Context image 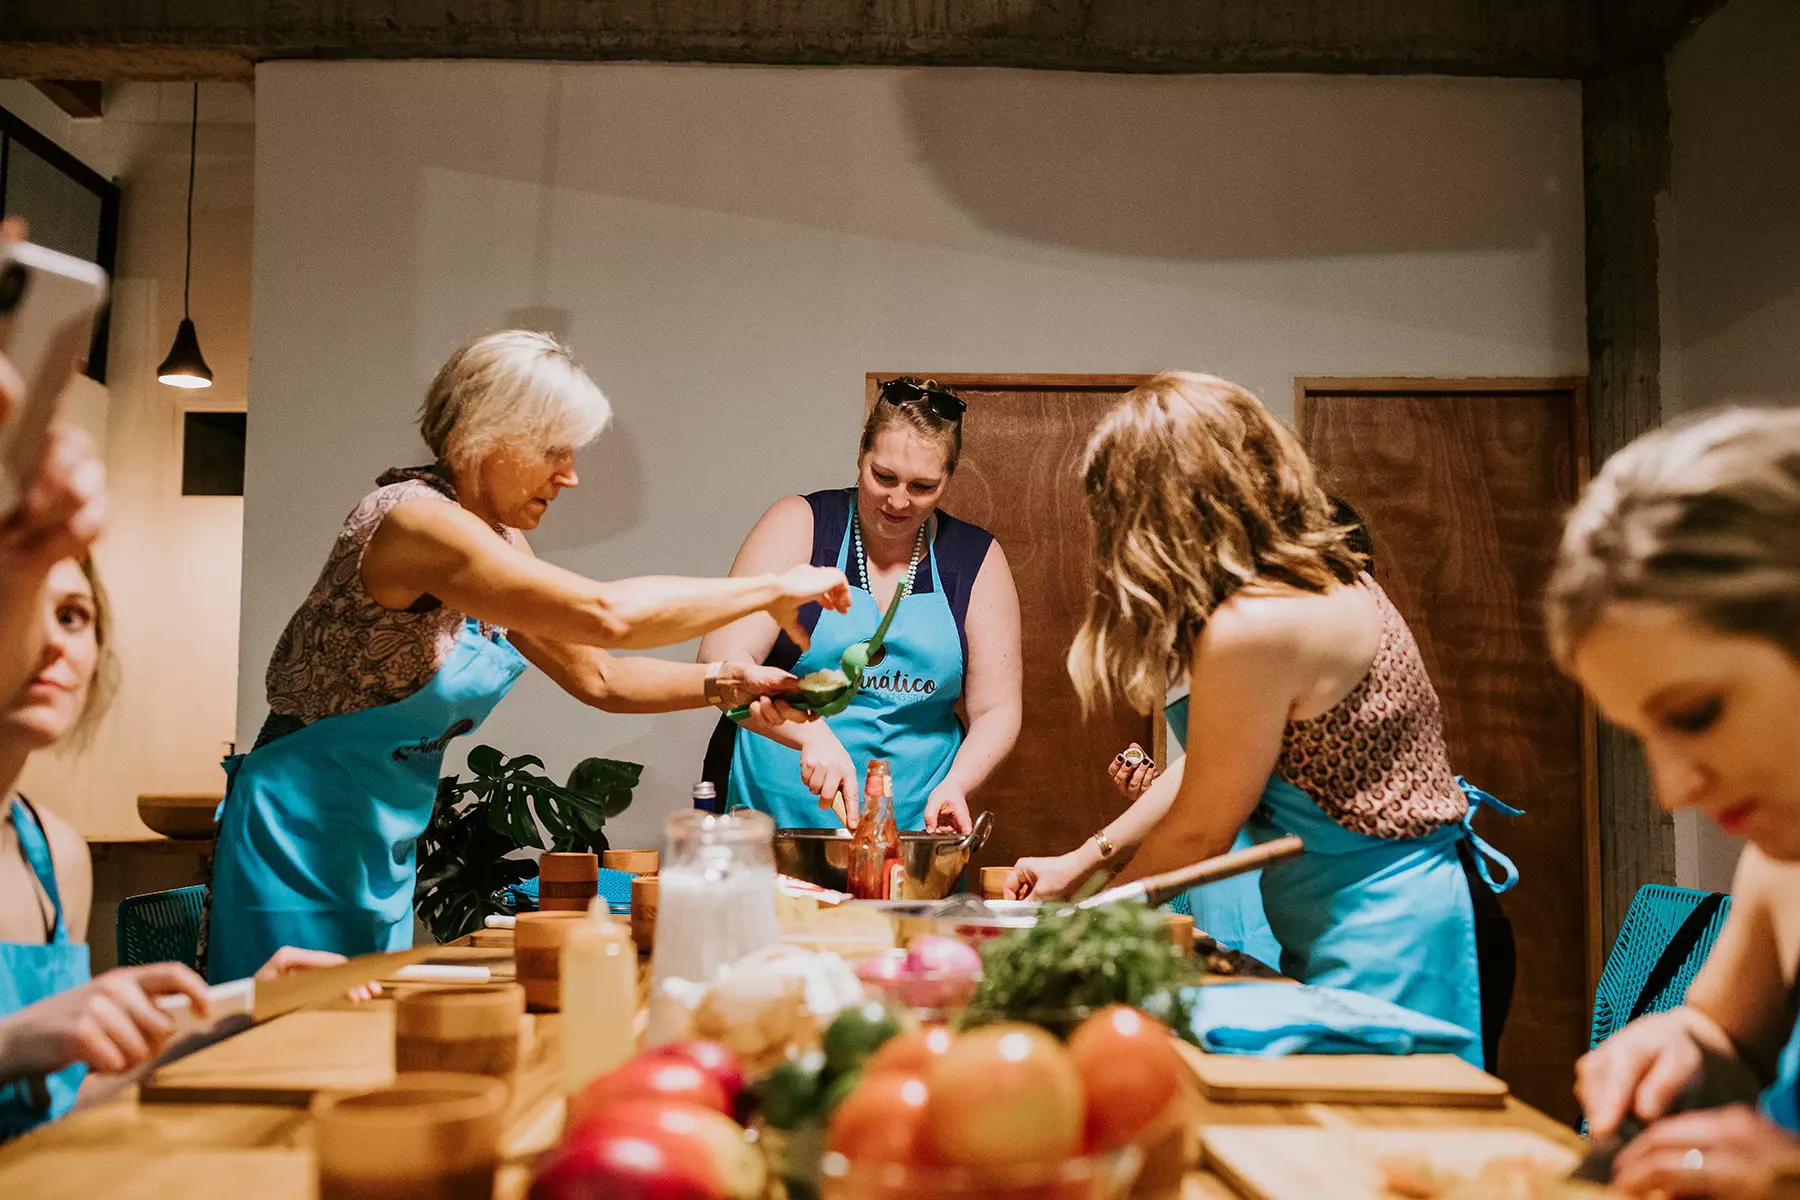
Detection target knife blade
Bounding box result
[1569,1037,1765,1182]
[154,945,437,1032]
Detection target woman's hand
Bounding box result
[1005,849,1104,901]
[255,946,382,1004]
[764,566,852,650]
[1611,1105,1800,1199]
[1577,1007,1734,1138]
[0,964,210,1078]
[717,662,803,713]
[1108,744,1160,802]
[0,424,109,572]
[797,723,859,828]
[924,781,972,834]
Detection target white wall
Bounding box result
[1661,0,1800,894]
[4,81,255,837]
[246,62,1585,850]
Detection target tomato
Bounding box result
[571,1056,731,1127]
[826,1072,931,1164]
[648,1042,746,1109]
[1067,1006,1183,1151]
[863,1025,953,1076]
[921,1024,1083,1167]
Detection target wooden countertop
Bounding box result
[0,939,1584,1200]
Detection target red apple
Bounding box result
[538,1101,765,1200]
[646,1041,746,1107]
[571,1056,731,1126]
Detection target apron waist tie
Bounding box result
[1455,777,1522,895]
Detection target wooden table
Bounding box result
[0,943,1584,1200]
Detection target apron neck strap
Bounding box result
[8,797,65,942]
[840,495,937,594]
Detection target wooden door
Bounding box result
[1296,377,1595,1124]
[866,374,1156,877]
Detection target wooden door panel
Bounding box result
[1298,380,1591,1125]
[868,375,1154,875]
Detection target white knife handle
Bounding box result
[153,976,255,1035]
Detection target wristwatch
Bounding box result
[703,661,726,709]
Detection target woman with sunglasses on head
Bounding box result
[1009,373,1518,1070]
[1552,409,1800,1199]
[700,378,1022,833]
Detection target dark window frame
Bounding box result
[0,105,123,383]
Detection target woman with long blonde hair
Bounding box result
[1006,372,1517,1068]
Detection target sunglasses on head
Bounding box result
[878,376,967,420]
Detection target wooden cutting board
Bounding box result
[1201,1127,1588,1200]
[141,1008,394,1104]
[0,1148,311,1200]
[1176,1042,1508,1108]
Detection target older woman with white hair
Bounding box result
[205,331,850,981]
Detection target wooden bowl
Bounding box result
[394,985,524,1080]
[538,851,598,912]
[514,912,592,1011]
[979,866,1012,900]
[603,849,659,876]
[313,1072,506,1200]
[136,794,221,839]
[1166,913,1196,953]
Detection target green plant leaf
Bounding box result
[466,744,503,776]
[482,790,545,850]
[507,754,545,772]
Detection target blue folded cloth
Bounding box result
[499,868,634,915]
[1185,982,1478,1058]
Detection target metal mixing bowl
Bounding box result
[773,812,994,899]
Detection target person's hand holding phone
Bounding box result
[0,219,111,701]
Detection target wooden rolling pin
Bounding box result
[1075,835,1304,910]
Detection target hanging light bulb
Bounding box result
[157,82,212,389]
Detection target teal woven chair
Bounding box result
[116,885,207,971]
[1591,884,1732,1051]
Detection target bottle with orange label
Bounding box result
[847,759,905,900]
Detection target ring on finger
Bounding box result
[1681,1149,1705,1173]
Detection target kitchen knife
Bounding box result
[1569,1037,1766,1182]
[1075,835,1305,910]
[154,945,437,1032]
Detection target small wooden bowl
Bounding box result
[394,985,524,1080]
[538,851,598,912]
[1166,913,1196,953]
[514,912,591,1011]
[979,866,1012,900]
[630,875,658,954]
[313,1072,506,1200]
[603,849,659,876]
[136,794,221,839]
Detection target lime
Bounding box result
[822,1002,902,1075]
[818,1069,863,1119]
[758,1053,824,1130]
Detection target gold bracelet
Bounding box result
[1089,830,1115,859]
[702,661,725,709]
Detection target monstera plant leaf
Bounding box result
[415,746,640,943]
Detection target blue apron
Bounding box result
[1163,693,1284,966]
[729,522,964,830]
[0,798,90,1139]
[1245,776,1519,1068]
[208,620,526,982]
[1761,974,1800,1131]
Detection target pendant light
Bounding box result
[157,82,212,389]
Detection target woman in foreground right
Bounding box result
[1553,409,1800,1198]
